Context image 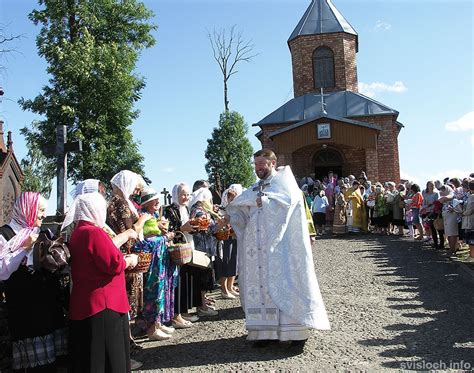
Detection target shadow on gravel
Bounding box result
[349,234,473,370]
[212,306,245,321]
[138,337,305,370]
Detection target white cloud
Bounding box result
[358,81,407,98]
[400,170,420,184]
[445,111,474,132]
[374,20,392,31]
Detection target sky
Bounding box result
[0,0,473,213]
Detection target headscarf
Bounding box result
[62,179,103,230]
[72,193,107,228]
[188,187,219,218]
[171,182,187,207]
[439,185,453,198]
[221,184,244,207]
[0,192,42,259]
[110,170,140,215]
[70,179,100,199]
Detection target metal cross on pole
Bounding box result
[160,187,170,206]
[42,125,82,218]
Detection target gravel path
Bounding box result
[135,235,474,372]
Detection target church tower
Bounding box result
[288,0,359,97]
[254,0,402,183]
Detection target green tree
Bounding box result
[205,111,254,195]
[19,0,156,188]
[19,122,55,197]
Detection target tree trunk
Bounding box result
[224,79,229,112]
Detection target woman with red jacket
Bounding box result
[68,193,138,373]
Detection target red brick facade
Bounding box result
[289,33,358,96]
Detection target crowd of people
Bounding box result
[0,171,244,372]
[0,156,471,372]
[302,171,474,263]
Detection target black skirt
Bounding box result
[1,225,68,371]
[174,265,201,314]
[215,238,237,278]
[70,309,130,373]
[313,212,326,226]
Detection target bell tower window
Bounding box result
[313,47,335,89]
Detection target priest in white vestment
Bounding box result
[226,149,330,347]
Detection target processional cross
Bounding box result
[42,125,82,217]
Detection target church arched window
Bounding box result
[313,47,335,89]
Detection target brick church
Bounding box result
[0,120,24,225]
[254,0,402,183]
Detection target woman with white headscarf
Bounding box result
[106,170,149,321]
[163,182,200,327]
[188,186,226,317]
[0,192,68,371]
[70,178,105,199]
[69,193,138,373]
[216,184,243,299]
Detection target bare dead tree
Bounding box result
[208,25,257,112]
[0,24,24,72]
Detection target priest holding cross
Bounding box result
[225,149,330,349]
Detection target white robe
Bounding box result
[227,166,330,341]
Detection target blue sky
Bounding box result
[1,0,473,212]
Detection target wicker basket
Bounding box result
[128,252,153,273]
[215,228,230,241]
[168,232,193,266]
[189,217,211,231]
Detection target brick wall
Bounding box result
[289,33,358,97]
[353,115,400,183]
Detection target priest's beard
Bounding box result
[256,168,272,180]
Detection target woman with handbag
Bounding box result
[0,192,68,372]
[68,193,139,373]
[163,182,200,328]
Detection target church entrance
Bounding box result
[313,149,343,181]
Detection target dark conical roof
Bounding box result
[288,0,358,46]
